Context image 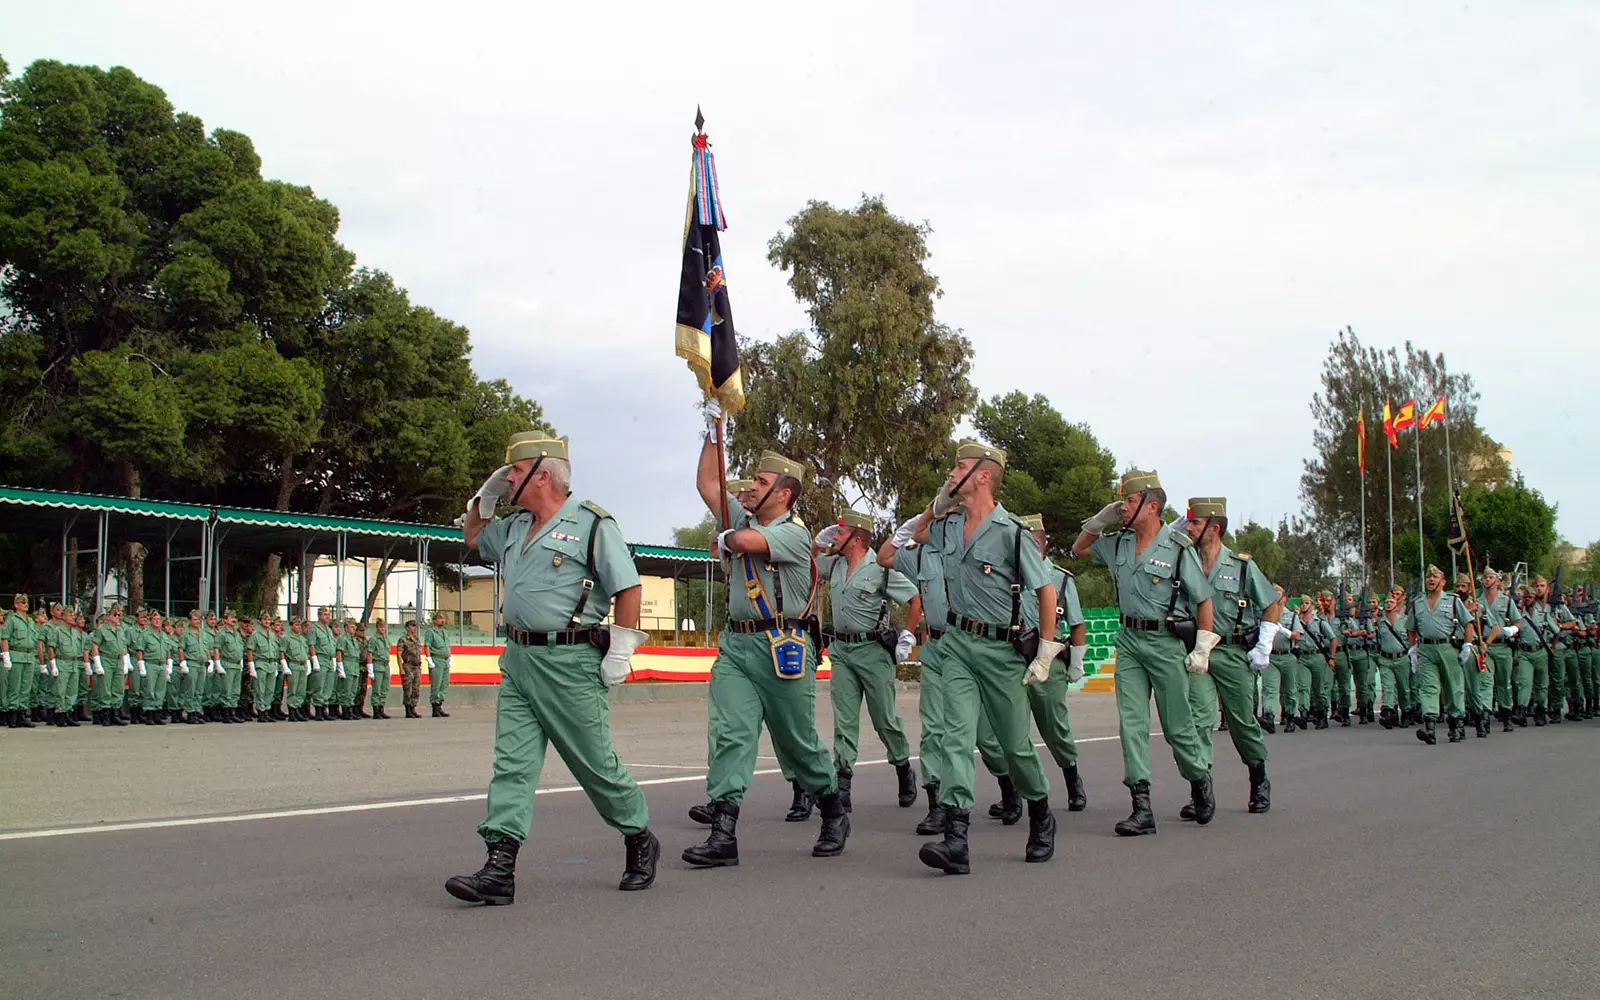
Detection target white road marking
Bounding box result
[0,731,1153,842]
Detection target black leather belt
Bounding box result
[728,617,813,635]
[1220,634,1255,647]
[1120,616,1163,632]
[1418,637,1452,645]
[829,631,874,644]
[506,625,601,647]
[946,611,1016,641]
[926,628,945,640]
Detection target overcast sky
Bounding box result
[11,2,1598,547]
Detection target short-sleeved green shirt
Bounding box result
[218,626,244,664]
[1374,611,1410,655]
[930,503,1052,626]
[307,621,337,660]
[52,624,83,661]
[816,553,917,634]
[1554,603,1577,643]
[93,621,126,659]
[1272,608,1296,653]
[1089,528,1212,621]
[1408,592,1468,641]
[421,624,452,663]
[1024,564,1085,640]
[476,496,641,631]
[247,629,277,665]
[337,632,360,665]
[181,627,209,664]
[365,631,391,673]
[894,543,947,628]
[3,611,39,662]
[283,633,309,665]
[1480,591,1520,638]
[137,625,168,665]
[1204,547,1277,635]
[721,506,813,623]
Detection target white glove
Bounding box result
[814,524,841,551]
[164,659,173,679]
[1408,646,1419,673]
[894,630,916,664]
[601,624,648,687]
[1501,624,1519,639]
[1,650,9,669]
[467,464,513,522]
[930,484,959,517]
[248,662,257,678]
[1458,643,1476,667]
[1081,500,1125,535]
[366,662,376,679]
[337,662,347,679]
[1185,629,1222,674]
[83,660,93,677]
[715,528,737,559]
[1066,644,1086,684]
[121,652,132,673]
[1167,515,1191,538]
[49,659,59,677]
[93,655,104,676]
[180,659,189,676]
[310,656,320,673]
[891,515,918,549]
[1024,638,1066,685]
[704,396,722,432]
[1249,621,1279,669]
[39,660,49,675]
[137,659,147,678]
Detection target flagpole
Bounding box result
[1413,414,1425,583]
[1386,434,1394,591]
[1441,392,1457,579]
[1360,432,1368,592]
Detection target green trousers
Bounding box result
[55,663,81,712]
[936,628,1048,810]
[1332,652,1353,713]
[1351,649,1376,709]
[1264,653,1290,718]
[1026,656,1079,769]
[309,663,331,707]
[429,657,451,705]
[704,632,835,804]
[703,667,798,782]
[1546,646,1568,709]
[975,703,1009,777]
[829,640,911,769]
[1514,647,1544,708]
[916,637,948,788]
[1112,628,1208,787]
[251,663,280,713]
[286,662,310,707]
[1556,647,1580,708]
[94,663,126,711]
[1487,643,1513,711]
[1416,643,1464,718]
[1186,645,1267,771]
[1376,654,1410,710]
[142,664,170,711]
[220,663,245,709]
[1582,648,1598,702]
[4,655,35,711]
[1463,650,1494,716]
[336,666,358,707]
[176,665,202,713]
[477,641,648,843]
[32,663,52,709]
[1299,651,1329,712]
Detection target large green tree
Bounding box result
[1420,477,1556,582]
[1302,327,1509,589]
[974,391,1117,543]
[728,196,976,529]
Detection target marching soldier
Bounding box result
[1374,588,1413,729]
[1407,565,1477,744]
[422,611,453,717]
[1073,470,1215,836]
[681,418,848,868]
[814,509,922,811]
[1331,597,1357,726]
[913,440,1061,873]
[1018,513,1090,812]
[1275,596,1306,731]
[364,619,393,720]
[1553,592,1582,721]
[1181,498,1279,814]
[1517,579,1558,726]
[1307,594,1340,729]
[446,432,658,902]
[398,619,424,718]
[1455,573,1495,735]
[308,607,338,721]
[1476,570,1519,733]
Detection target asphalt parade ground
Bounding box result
[2,690,1598,1000]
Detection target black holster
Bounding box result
[1012,627,1041,662]
[588,627,611,654]
[1166,618,1198,653]
[876,629,899,655]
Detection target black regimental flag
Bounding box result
[674,125,744,413]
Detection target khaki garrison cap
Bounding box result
[506,433,568,464]
[1018,513,1045,532]
[1119,470,1162,496]
[1455,573,1473,587]
[727,478,755,493]
[1426,564,1445,579]
[1187,497,1227,519]
[12,593,27,604]
[955,440,1007,467]
[755,450,805,481]
[838,510,875,532]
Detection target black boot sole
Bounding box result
[444,878,513,905]
[1114,822,1157,837]
[917,844,970,874]
[681,850,739,868]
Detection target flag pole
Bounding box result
[1386,430,1395,591]
[1413,411,1425,584]
[1359,416,1368,592]
[714,418,730,532]
[1441,391,1457,579]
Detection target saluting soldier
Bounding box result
[446,432,658,902]
[308,607,338,721]
[814,509,922,811]
[681,421,848,868]
[1374,588,1413,729]
[1181,498,1280,814]
[1072,470,1216,836]
[1407,565,1477,744]
[1018,513,1090,812]
[364,619,393,721]
[398,619,424,719]
[913,441,1061,874]
[421,611,453,718]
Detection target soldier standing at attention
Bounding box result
[398,619,424,719]
[338,619,362,720]
[180,612,210,725]
[912,441,1061,874]
[813,509,922,812]
[91,606,128,727]
[1181,498,1281,815]
[365,619,393,721]
[422,611,453,717]
[46,606,84,727]
[283,618,312,722]
[445,432,657,902]
[306,607,336,721]
[680,412,848,869]
[216,610,245,723]
[3,593,39,729]
[1072,470,1217,837]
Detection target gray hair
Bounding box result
[546,458,572,494]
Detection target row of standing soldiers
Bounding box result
[0,599,456,728]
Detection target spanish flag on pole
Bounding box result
[1418,395,1446,429]
[1382,400,1399,449]
[674,111,745,414]
[1392,399,1417,432]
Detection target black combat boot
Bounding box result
[1499,707,1514,732]
[1448,716,1466,742]
[618,829,659,891]
[682,801,739,867]
[835,768,853,813]
[1532,705,1546,727]
[1314,710,1330,731]
[1416,717,1437,744]
[915,785,945,836]
[785,780,814,822]
[812,792,850,858]
[1063,764,1087,812]
[1024,797,1055,863]
[16,709,36,728]
[445,837,519,905]
[1379,706,1396,729]
[895,761,918,808]
[405,705,420,719]
[107,708,127,726]
[1218,711,1228,732]
[988,774,1023,826]
[1339,705,1352,727]
[1565,698,1583,723]
[1259,712,1277,735]
[1114,781,1156,837]
[1547,700,1562,724]
[75,704,91,722]
[919,807,970,874]
[432,704,446,717]
[688,801,714,825]
[1248,762,1271,814]
[1476,713,1491,738]
[1189,776,1216,826]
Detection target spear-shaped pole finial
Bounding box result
[695,105,706,133]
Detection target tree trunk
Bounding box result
[123,461,147,610]
[361,557,399,626]
[261,452,297,614]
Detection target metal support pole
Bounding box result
[95,512,108,615]
[457,563,465,644]
[164,524,177,617]
[60,513,76,604]
[335,532,346,616]
[415,538,426,624]
[673,575,681,648]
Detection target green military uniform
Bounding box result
[3,598,41,722]
[248,624,280,718]
[337,624,361,712]
[1264,607,1295,728]
[1455,580,1495,730]
[1298,609,1335,726]
[1515,597,1557,723]
[1407,575,1470,742]
[1184,500,1273,782]
[34,608,64,714]
[817,511,916,780]
[364,624,392,713]
[137,616,171,718]
[217,619,245,716]
[91,611,126,716]
[1337,606,1376,724]
[1373,604,1413,728]
[473,485,649,844]
[179,620,210,719]
[1553,600,1581,718]
[48,612,84,720]
[1581,610,1599,716]
[421,618,453,708]
[284,624,311,717]
[1010,511,1088,809]
[1478,586,1519,729]
[1330,609,1357,724]
[308,615,337,714]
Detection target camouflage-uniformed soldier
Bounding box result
[398,619,424,718]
